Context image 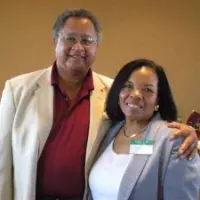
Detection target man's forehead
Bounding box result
[60,17,96,36]
[58,18,96,39]
[63,17,94,29]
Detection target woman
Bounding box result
[87,59,200,200]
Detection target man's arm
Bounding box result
[0,80,16,200]
[168,122,197,159]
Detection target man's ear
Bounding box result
[53,37,58,46]
[96,41,100,48]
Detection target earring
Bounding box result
[155,105,159,111]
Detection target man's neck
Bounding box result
[59,76,83,100]
[56,65,89,100]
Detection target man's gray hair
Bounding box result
[52,8,101,42]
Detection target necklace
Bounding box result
[123,125,148,138]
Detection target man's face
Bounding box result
[55,17,98,79]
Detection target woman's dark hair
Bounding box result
[106,58,177,123]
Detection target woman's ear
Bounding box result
[155,97,160,111]
[154,105,159,111]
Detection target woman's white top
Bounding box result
[89,140,132,200]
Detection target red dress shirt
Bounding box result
[36,64,94,197]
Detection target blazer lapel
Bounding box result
[117,154,149,200]
[85,74,107,162]
[87,121,124,179]
[118,114,163,200]
[96,121,124,159]
[34,67,54,158]
[84,73,112,197]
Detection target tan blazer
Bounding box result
[0,66,113,200]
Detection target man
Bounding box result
[0,8,197,200]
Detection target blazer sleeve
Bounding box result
[163,137,200,200]
[0,80,16,200]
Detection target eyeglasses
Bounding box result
[59,35,97,47]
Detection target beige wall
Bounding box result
[0,0,200,120]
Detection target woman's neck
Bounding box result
[124,118,149,133]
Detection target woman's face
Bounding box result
[119,66,158,122]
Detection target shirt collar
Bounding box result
[51,61,94,92]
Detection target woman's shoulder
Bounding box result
[151,119,183,150]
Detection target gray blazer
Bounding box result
[87,114,200,200]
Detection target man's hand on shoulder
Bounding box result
[168,122,197,160]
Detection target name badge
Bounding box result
[129,140,154,155]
